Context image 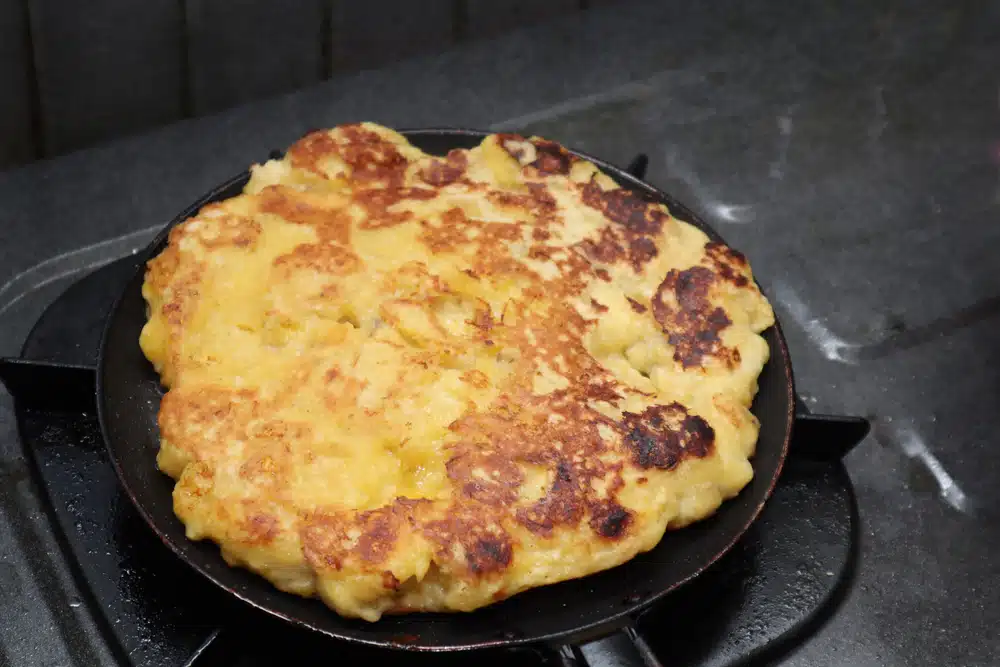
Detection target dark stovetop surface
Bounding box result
[1,1,998,665]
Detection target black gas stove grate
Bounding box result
[0,151,870,665]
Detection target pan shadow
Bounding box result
[634,459,858,667]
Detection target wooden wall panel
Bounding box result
[464,0,578,39]
[28,0,185,155]
[3,0,592,169]
[186,0,327,114]
[329,0,455,72]
[0,0,36,169]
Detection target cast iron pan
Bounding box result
[97,129,796,664]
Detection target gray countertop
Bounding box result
[1,1,997,665]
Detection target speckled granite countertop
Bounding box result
[1,1,997,665]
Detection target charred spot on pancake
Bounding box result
[468,537,514,574]
[626,297,647,314]
[580,227,625,264]
[337,124,409,187]
[496,134,575,176]
[516,459,586,536]
[621,403,715,470]
[580,179,668,236]
[484,181,557,223]
[287,130,340,174]
[289,124,415,187]
[354,512,399,563]
[583,378,623,403]
[527,139,574,175]
[527,245,556,261]
[627,236,658,271]
[652,266,737,369]
[577,179,668,272]
[448,398,627,539]
[496,133,530,160]
[301,501,422,572]
[589,502,634,540]
[704,241,751,288]
[446,450,524,506]
[525,183,558,210]
[422,513,514,576]
[532,227,551,241]
[420,149,468,186]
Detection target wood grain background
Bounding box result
[0,0,612,170]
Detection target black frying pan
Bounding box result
[97,129,795,665]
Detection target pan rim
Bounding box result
[96,127,795,652]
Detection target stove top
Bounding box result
[1,245,868,666]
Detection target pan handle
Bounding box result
[790,412,871,461]
[553,625,662,667]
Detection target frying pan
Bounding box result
[97,129,795,665]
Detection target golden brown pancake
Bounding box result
[139,123,774,621]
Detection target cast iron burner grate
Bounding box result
[0,157,870,667]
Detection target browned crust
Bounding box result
[289,124,409,187]
[258,185,352,244]
[579,178,669,272]
[419,149,468,186]
[273,243,361,276]
[147,125,772,603]
[621,404,715,469]
[652,266,737,369]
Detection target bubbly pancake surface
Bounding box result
[140,123,775,621]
